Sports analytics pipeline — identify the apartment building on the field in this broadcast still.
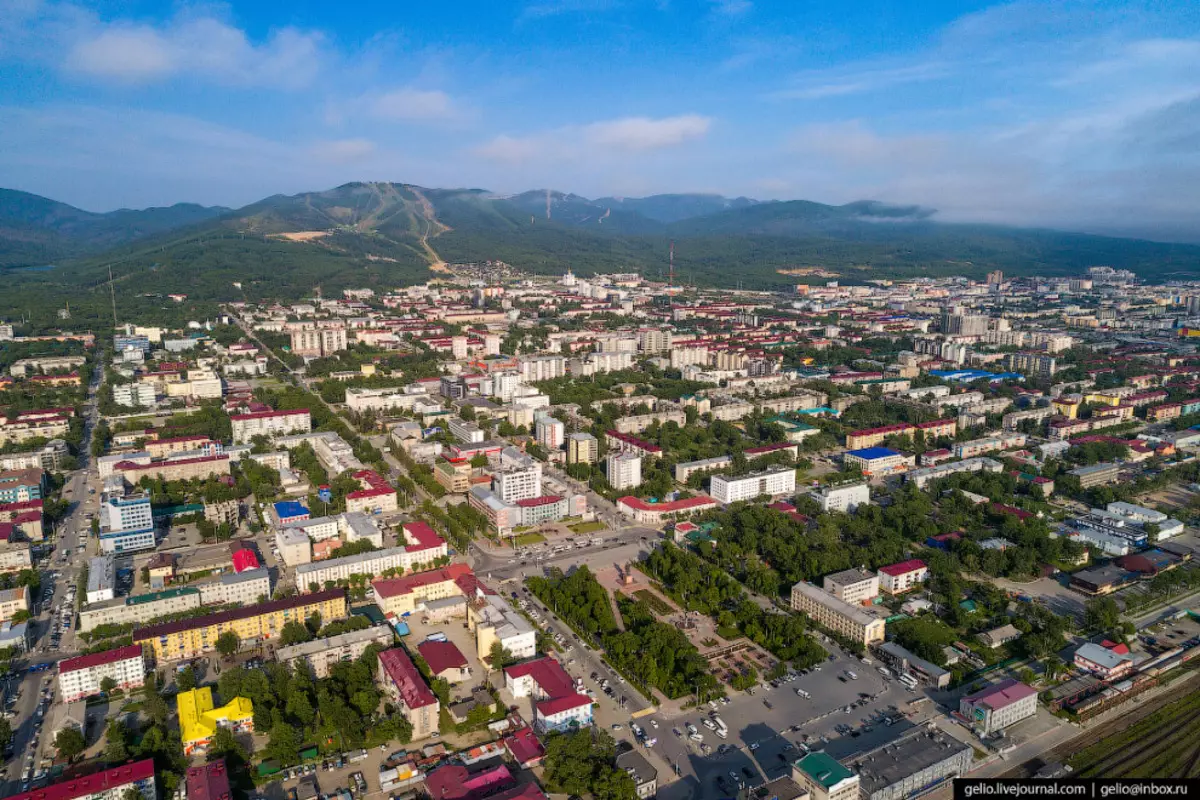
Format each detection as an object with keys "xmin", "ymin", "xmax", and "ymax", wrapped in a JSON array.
[
  {"xmin": 823, "ymin": 569, "xmax": 880, "ymax": 605},
  {"xmin": 606, "ymin": 452, "xmax": 642, "ymax": 490},
  {"xmin": 57, "ymin": 644, "xmax": 146, "ymax": 702},
  {"xmin": 113, "ymin": 383, "xmax": 156, "ymax": 408},
  {"xmin": 296, "ymin": 522, "xmax": 448, "ymax": 589},
  {"xmin": 1070, "ymin": 462, "xmax": 1121, "ymax": 488},
  {"xmin": 378, "ymin": 647, "xmax": 440, "ymax": 740},
  {"xmin": 133, "ymin": 589, "xmax": 348, "ymax": 661},
  {"xmin": 494, "ymin": 460, "xmax": 543, "ymax": 503},
  {"xmin": 954, "ymin": 433, "xmax": 1027, "ymax": 459},
  {"xmin": 276, "ymin": 624, "xmax": 395, "ymax": 678},
  {"xmin": 86, "ymin": 556, "xmax": 115, "ymax": 604},
  {"xmin": 566, "ymin": 432, "xmax": 598, "ymax": 465},
  {"xmin": 196, "ymin": 569, "xmax": 271, "ymax": 607},
  {"xmin": 711, "ymin": 467, "xmax": 796, "ymax": 504},
  {"xmin": 371, "ymin": 564, "xmax": 478, "ymax": 616},
  {"xmin": 15, "ymin": 759, "xmax": 156, "ymax": 800},
  {"xmin": 1003, "ymin": 352, "xmax": 1058, "ymax": 378},
  {"xmin": 289, "ymin": 325, "xmax": 348, "ymax": 357},
  {"xmin": 468, "ymin": 594, "xmax": 537, "ymax": 663},
  {"xmin": 0, "ymin": 586, "xmax": 29, "ymax": 622},
  {"xmin": 812, "ymin": 482, "xmax": 869, "ymax": 513},
  {"xmin": 877, "ymin": 560, "xmax": 928, "ymax": 594},
  {"xmin": 0, "ymin": 468, "xmax": 43, "ymax": 504},
  {"xmin": 535, "ymin": 416, "xmax": 565, "ymax": 449},
  {"xmin": 79, "ymin": 587, "xmax": 203, "ymax": 633},
  {"xmin": 790, "ymin": 581, "xmax": 886, "ymax": 646},
  {"xmin": 905, "ymin": 457, "xmax": 1003, "ymax": 490},
  {"xmin": 230, "ymin": 409, "xmax": 312, "ymax": 444}
]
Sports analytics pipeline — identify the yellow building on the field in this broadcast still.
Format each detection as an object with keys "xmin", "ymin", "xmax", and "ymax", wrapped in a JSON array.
[
  {"xmin": 371, "ymin": 565, "xmax": 473, "ymax": 617},
  {"xmin": 1051, "ymin": 398, "xmax": 1079, "ymax": 419},
  {"xmin": 133, "ymin": 588, "xmax": 348, "ymax": 662},
  {"xmin": 177, "ymin": 687, "xmax": 254, "ymax": 754},
  {"xmin": 1084, "ymin": 392, "xmax": 1123, "ymax": 408}
]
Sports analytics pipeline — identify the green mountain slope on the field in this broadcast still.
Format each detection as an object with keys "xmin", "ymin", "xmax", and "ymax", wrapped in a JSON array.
[
  {"xmin": 3, "ymin": 181, "xmax": 1200, "ymax": 335},
  {"xmin": 0, "ymin": 188, "xmax": 228, "ymax": 266}
]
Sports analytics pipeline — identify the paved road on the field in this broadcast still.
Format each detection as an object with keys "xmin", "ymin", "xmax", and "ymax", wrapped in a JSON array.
[{"xmin": 2, "ymin": 366, "xmax": 102, "ymax": 794}]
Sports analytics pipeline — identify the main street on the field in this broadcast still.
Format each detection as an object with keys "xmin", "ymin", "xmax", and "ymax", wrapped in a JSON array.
[{"xmin": 2, "ymin": 363, "xmax": 102, "ymax": 793}]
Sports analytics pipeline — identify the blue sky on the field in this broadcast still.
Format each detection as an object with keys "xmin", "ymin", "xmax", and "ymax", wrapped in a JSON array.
[{"xmin": 2, "ymin": 0, "xmax": 1200, "ymax": 240}]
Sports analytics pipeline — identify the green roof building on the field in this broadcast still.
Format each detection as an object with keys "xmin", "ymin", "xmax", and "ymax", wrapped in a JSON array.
[{"xmin": 793, "ymin": 753, "xmax": 859, "ymax": 800}]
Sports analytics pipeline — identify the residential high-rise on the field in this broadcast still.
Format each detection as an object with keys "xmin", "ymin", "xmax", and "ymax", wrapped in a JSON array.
[
  {"xmin": 535, "ymin": 417, "xmax": 565, "ymax": 449},
  {"xmin": 567, "ymin": 432, "xmax": 598, "ymax": 464},
  {"xmin": 289, "ymin": 325, "xmax": 348, "ymax": 357},
  {"xmin": 605, "ymin": 452, "xmax": 642, "ymax": 490}
]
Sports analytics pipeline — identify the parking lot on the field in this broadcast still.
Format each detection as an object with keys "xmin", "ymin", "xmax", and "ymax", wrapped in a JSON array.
[{"xmin": 645, "ymin": 643, "xmax": 929, "ymax": 800}]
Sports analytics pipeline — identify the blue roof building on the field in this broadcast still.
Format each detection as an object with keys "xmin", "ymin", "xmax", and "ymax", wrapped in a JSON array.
[{"xmin": 273, "ymin": 501, "xmax": 310, "ymax": 525}]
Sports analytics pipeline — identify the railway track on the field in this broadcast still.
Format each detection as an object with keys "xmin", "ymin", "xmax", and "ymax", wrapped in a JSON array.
[
  {"xmin": 1174, "ymin": 738, "xmax": 1200, "ymax": 779},
  {"xmin": 1082, "ymin": 706, "xmax": 1200, "ymax": 777}
]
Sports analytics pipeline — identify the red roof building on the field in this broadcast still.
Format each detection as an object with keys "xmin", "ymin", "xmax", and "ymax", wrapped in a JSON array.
[
  {"xmin": 617, "ymin": 495, "xmax": 718, "ymax": 524},
  {"xmin": 4, "ymin": 758, "xmax": 156, "ymax": 800},
  {"xmin": 185, "ymin": 760, "xmax": 231, "ymax": 800},
  {"xmin": 230, "ymin": 548, "xmax": 260, "ymax": 574},
  {"xmin": 58, "ymin": 644, "xmax": 144, "ymax": 676},
  {"xmin": 502, "ymin": 727, "xmax": 545, "ymax": 768},
  {"xmin": 378, "ymin": 647, "xmax": 438, "ymax": 710},
  {"xmin": 416, "ymin": 640, "xmax": 471, "ymax": 683}
]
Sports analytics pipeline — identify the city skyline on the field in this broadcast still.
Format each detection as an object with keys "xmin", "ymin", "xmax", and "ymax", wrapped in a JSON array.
[{"xmin": 2, "ymin": 1, "xmax": 1200, "ymax": 242}]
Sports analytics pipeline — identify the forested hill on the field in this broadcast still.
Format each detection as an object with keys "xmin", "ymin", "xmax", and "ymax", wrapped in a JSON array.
[
  {"xmin": 3, "ymin": 181, "xmax": 1200, "ymax": 333},
  {"xmin": 0, "ymin": 188, "xmax": 228, "ymax": 267}
]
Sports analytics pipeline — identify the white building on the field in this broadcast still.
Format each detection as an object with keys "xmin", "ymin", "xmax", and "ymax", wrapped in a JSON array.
[
  {"xmin": 112, "ymin": 383, "xmax": 156, "ymax": 408},
  {"xmin": 535, "ymin": 416, "xmax": 565, "ymax": 449},
  {"xmin": 710, "ymin": 467, "xmax": 796, "ymax": 504},
  {"xmin": 197, "ymin": 568, "xmax": 271, "ymax": 606},
  {"xmin": 823, "ymin": 569, "xmax": 880, "ymax": 605},
  {"xmin": 230, "ymin": 409, "xmax": 312, "ymax": 444},
  {"xmin": 877, "ymin": 560, "xmax": 929, "ymax": 595},
  {"xmin": 959, "ymin": 680, "xmax": 1038, "ymax": 735},
  {"xmin": 296, "ymin": 522, "xmax": 447, "ymax": 589},
  {"xmin": 275, "ymin": 529, "xmax": 312, "ymax": 566},
  {"xmin": 606, "ymin": 452, "xmax": 642, "ymax": 490},
  {"xmin": 468, "ymin": 594, "xmax": 537, "ymax": 663},
  {"xmin": 812, "ymin": 482, "xmax": 870, "ymax": 513},
  {"xmin": 102, "ymin": 492, "xmax": 153, "ymax": 533},
  {"xmin": 58, "ymin": 644, "xmax": 146, "ymax": 702},
  {"xmin": 86, "ymin": 556, "xmax": 116, "ymax": 604},
  {"xmin": 494, "ymin": 461, "xmax": 543, "ymax": 503}
]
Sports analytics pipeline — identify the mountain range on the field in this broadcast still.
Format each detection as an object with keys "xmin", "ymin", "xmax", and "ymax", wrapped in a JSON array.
[{"xmin": 1, "ymin": 182, "xmax": 1199, "ymax": 329}]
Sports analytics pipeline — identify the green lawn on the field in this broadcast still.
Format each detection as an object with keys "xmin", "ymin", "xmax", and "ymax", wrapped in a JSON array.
[
  {"xmin": 569, "ymin": 520, "xmax": 607, "ymax": 534},
  {"xmin": 513, "ymin": 533, "xmax": 546, "ymax": 546}
]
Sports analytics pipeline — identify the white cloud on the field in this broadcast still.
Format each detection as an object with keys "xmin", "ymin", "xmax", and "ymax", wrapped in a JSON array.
[
  {"xmin": 475, "ymin": 114, "xmax": 712, "ymax": 163},
  {"xmin": 584, "ymin": 115, "xmax": 711, "ymax": 150},
  {"xmin": 371, "ymin": 88, "xmax": 459, "ymax": 122},
  {"xmin": 772, "ymin": 61, "xmax": 951, "ymax": 101},
  {"xmin": 310, "ymin": 138, "xmax": 377, "ymax": 163},
  {"xmin": 10, "ymin": 3, "xmax": 329, "ymax": 88},
  {"xmin": 67, "ymin": 26, "xmax": 174, "ymax": 82}
]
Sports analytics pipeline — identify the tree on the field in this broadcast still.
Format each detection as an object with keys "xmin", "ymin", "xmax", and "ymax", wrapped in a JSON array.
[
  {"xmin": 122, "ymin": 787, "xmax": 143, "ymax": 800},
  {"xmin": 280, "ymin": 621, "xmax": 312, "ymax": 646},
  {"xmin": 1084, "ymin": 597, "xmax": 1121, "ymax": 634},
  {"xmin": 216, "ymin": 630, "xmax": 241, "ymax": 659},
  {"xmin": 104, "ymin": 720, "xmax": 130, "ymax": 764},
  {"xmin": 100, "ymin": 676, "xmax": 117, "ymax": 695},
  {"xmin": 176, "ymin": 666, "xmax": 197, "ymax": 692},
  {"xmin": 0, "ymin": 718, "xmax": 11, "ymax": 751},
  {"xmin": 55, "ymin": 727, "xmax": 87, "ymax": 760},
  {"xmin": 141, "ymin": 678, "xmax": 170, "ymax": 726},
  {"xmin": 488, "ymin": 640, "xmax": 515, "ymax": 671}
]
